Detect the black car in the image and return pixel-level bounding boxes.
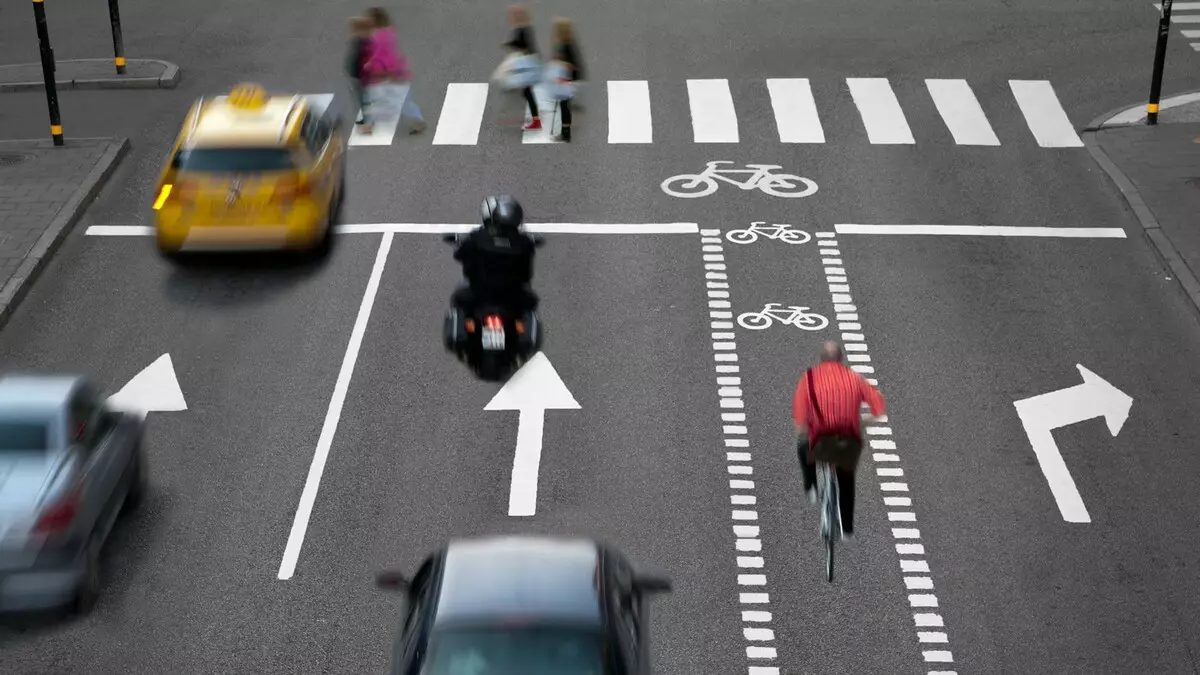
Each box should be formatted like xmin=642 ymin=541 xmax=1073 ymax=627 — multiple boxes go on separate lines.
xmin=376 ymin=535 xmax=672 ymax=675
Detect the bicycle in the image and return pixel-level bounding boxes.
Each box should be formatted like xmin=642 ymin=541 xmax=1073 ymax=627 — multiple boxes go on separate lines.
xmin=726 ymin=222 xmax=812 ymax=245
xmin=660 ymin=161 xmax=819 ymax=199
xmin=737 ymin=303 xmax=828 ymax=331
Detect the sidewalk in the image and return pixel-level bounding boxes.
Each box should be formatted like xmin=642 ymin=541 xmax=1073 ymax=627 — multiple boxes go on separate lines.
xmin=1086 ymin=94 xmax=1200 ymax=313
xmin=0 ymin=58 xmax=180 ymax=92
xmin=0 ymin=137 xmax=128 ymax=327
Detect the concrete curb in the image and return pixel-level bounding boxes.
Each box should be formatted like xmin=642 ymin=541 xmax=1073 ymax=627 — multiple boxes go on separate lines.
xmin=1081 ymin=100 xmax=1200 ymax=316
xmin=0 ymin=59 xmax=180 ymax=93
xmin=0 ymin=138 xmax=130 ymax=330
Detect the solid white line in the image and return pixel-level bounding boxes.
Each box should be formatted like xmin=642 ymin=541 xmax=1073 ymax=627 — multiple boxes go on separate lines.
xmin=277 ymin=232 xmax=393 ymax=580
xmin=608 ymin=80 xmax=653 ymax=143
xmin=847 ymin=78 xmax=915 ymax=144
xmin=766 ymin=78 xmax=825 ymax=143
xmin=1155 ymin=2 xmax=1200 ymax=8
xmin=1173 ymin=15 xmax=1200 ymax=22
xmin=925 ymin=79 xmax=1000 ymax=146
xmin=432 ymin=83 xmax=489 ymax=145
xmin=687 ymin=79 xmax=739 ymax=143
xmin=86 ymin=223 xmax=701 ymax=237
xmin=834 ymin=224 xmax=1126 ymax=238
xmin=1009 ymin=80 xmax=1083 ymax=148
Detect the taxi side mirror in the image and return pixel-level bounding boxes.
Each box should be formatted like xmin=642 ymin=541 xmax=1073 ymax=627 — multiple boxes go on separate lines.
xmin=633 ymin=573 xmax=672 ymax=595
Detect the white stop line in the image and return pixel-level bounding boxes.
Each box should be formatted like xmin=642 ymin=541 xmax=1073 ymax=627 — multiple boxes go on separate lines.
xmin=85 ymin=223 xmax=700 ymax=236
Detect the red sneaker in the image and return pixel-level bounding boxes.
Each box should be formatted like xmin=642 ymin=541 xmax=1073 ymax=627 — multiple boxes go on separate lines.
xmin=523 ymin=117 xmax=542 ymax=131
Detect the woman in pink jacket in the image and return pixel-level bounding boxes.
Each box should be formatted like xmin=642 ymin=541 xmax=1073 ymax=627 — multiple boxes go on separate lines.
xmin=360 ymin=7 xmax=426 ymax=135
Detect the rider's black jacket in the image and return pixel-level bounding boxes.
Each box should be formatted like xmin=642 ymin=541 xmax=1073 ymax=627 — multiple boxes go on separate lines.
xmin=453 ymin=227 xmax=536 ymax=297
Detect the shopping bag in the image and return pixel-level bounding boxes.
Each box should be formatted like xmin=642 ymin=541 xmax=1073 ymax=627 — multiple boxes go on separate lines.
xmin=504 ymin=53 xmax=543 ymax=89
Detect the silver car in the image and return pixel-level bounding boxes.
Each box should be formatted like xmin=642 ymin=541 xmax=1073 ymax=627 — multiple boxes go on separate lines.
xmin=0 ymin=375 xmax=146 ymax=615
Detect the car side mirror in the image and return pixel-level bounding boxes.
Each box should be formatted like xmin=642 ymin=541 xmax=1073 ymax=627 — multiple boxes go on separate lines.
xmin=442 ymin=233 xmax=458 ymax=244
xmin=375 ymin=569 xmax=411 ymax=592
xmin=633 ymin=573 xmax=672 ymax=595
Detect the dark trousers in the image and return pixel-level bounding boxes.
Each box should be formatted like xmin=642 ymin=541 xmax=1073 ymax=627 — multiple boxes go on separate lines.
xmin=522 ymin=87 xmax=539 ymax=119
xmin=558 ymin=99 xmax=572 ymax=140
xmin=797 ymin=438 xmax=856 ymax=534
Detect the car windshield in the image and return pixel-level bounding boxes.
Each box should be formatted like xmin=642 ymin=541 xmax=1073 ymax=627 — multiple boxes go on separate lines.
xmin=421 ymin=625 xmax=606 ymax=675
xmin=173 ymin=147 xmax=295 ymax=173
xmin=0 ymin=418 xmax=52 ymax=453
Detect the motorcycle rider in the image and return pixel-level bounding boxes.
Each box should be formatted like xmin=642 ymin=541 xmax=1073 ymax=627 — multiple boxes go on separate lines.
xmin=444 ymin=195 xmax=541 ymax=355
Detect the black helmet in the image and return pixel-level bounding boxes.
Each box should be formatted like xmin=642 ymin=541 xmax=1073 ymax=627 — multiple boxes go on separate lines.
xmin=480 ymin=195 xmax=524 ymax=234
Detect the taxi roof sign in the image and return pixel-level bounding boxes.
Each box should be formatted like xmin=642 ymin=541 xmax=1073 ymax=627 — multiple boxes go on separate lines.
xmin=228 ymin=83 xmax=268 ymax=109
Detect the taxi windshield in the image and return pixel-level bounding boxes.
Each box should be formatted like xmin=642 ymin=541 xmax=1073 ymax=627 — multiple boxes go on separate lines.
xmin=421 ymin=625 xmax=606 ymax=675
xmin=172 ymin=148 xmax=295 ymax=173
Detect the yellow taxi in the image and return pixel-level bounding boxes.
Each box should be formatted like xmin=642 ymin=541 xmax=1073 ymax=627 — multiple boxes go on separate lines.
xmin=152 ymin=83 xmax=347 ymax=258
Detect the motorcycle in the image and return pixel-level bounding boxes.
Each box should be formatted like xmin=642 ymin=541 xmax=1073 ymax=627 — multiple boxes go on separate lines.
xmin=441 ymin=232 xmax=544 ymax=381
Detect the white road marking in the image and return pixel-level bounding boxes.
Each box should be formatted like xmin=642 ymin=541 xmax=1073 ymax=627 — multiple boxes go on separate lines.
xmin=925 ymin=79 xmax=1000 ymax=146
xmin=766 ymin=78 xmax=825 ymax=143
xmin=608 ymin=80 xmax=654 ymax=143
xmin=277 ymin=232 xmax=393 ymax=580
xmin=834 ymin=224 xmax=1126 ymax=238
xmin=687 ymin=79 xmax=739 ymax=143
xmin=432 ymin=83 xmax=489 ymax=145
xmin=847 ymin=78 xmax=915 ymax=144
xmin=816 ymin=230 xmax=960 ymax=672
xmin=523 ymin=84 xmax=562 ymax=144
xmin=698 ymin=227 xmax=781 ymax=675
xmin=1154 ymin=2 xmax=1200 ymax=8
xmin=1009 ymin=79 xmax=1083 ymax=147
xmin=86 ymin=223 xmax=701 ymax=237
xmin=1174 ymin=15 xmax=1200 ymax=22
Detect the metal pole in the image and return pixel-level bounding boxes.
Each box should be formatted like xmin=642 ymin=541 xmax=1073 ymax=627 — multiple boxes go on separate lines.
xmin=1148 ymin=0 xmax=1173 ymax=125
xmin=107 ymin=0 xmax=125 ymax=75
xmin=31 ymin=0 xmax=63 ymax=146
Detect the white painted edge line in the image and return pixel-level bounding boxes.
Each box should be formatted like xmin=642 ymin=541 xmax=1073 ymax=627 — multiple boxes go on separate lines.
xmin=277 ymin=232 xmax=394 ymax=580
xmin=817 ymin=232 xmax=958 ymax=671
xmin=696 ymin=227 xmax=783 ymax=674
xmin=1104 ymin=90 xmax=1200 ymax=126
xmin=834 ymin=224 xmax=1126 ymax=238
xmin=85 ymin=223 xmax=700 ymax=236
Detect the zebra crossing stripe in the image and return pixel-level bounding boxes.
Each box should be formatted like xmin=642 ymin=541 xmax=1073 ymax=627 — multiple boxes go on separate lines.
xmin=688 ymin=79 xmax=740 ymax=143
xmin=766 ymin=78 xmax=825 ymax=144
xmin=432 ymin=83 xmax=489 ymax=145
xmin=847 ymin=78 xmax=915 ymax=145
xmin=608 ymin=80 xmax=654 ymax=143
xmin=925 ymin=79 xmax=1000 ymax=146
xmin=1009 ymin=80 xmax=1083 ymax=148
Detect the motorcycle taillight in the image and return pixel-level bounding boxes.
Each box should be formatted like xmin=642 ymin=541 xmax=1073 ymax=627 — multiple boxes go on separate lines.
xmin=484 ymin=315 xmax=503 ymax=330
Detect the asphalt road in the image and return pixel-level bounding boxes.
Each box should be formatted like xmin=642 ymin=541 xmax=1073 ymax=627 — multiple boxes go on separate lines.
xmin=4 ymin=0 xmax=1200 ymax=673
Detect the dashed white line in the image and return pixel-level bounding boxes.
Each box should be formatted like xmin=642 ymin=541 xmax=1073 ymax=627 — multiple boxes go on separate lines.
xmin=816 ymin=230 xmax=960 ymax=675
xmin=699 ymin=227 xmax=781 ymax=675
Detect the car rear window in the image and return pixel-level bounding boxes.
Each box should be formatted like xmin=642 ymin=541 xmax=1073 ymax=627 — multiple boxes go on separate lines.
xmin=422 ymin=626 xmax=605 ymax=675
xmin=172 ymin=148 xmax=295 ymax=173
xmin=0 ymin=420 xmax=51 ymax=453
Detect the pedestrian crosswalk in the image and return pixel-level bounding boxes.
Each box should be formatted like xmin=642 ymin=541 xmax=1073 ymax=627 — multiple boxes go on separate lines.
xmin=1152 ymin=2 xmax=1200 ymax=51
xmin=347 ymin=77 xmax=1083 ymax=149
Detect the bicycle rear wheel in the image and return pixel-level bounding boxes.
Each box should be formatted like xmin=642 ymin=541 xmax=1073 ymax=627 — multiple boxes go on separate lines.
xmin=819 ymin=463 xmax=838 ymax=582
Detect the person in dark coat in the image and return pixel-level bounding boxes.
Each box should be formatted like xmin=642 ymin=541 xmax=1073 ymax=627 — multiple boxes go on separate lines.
xmin=346 ymin=16 xmax=372 ymax=126
xmin=505 ymin=4 xmax=542 ymax=131
xmin=551 ymin=17 xmax=584 ymax=142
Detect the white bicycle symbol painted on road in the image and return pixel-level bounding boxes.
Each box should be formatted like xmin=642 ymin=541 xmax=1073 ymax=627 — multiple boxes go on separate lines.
xmin=726 ymin=222 xmax=812 ymax=245
xmin=738 ymin=303 xmax=829 ymax=331
xmin=661 ymin=161 xmax=819 ymax=199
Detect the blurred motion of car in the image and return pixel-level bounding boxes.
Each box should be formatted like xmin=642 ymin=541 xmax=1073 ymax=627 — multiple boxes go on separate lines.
xmin=375 ymin=534 xmax=672 ymax=675
xmin=0 ymin=375 xmax=146 ymax=616
xmin=152 ymin=82 xmax=347 ymax=260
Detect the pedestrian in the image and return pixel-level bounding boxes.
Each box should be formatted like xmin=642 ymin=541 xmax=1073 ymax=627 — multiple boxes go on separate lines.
xmin=346 ymin=16 xmax=372 ymax=126
xmin=361 ymin=6 xmax=426 ymax=135
xmin=549 ymin=17 xmax=584 ymax=142
xmin=792 ymin=341 xmax=887 ymax=540
xmin=504 ymin=4 xmax=542 ymax=131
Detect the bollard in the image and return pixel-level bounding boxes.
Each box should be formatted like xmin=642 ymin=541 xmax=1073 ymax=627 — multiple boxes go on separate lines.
xmin=31 ymin=0 xmax=63 ymax=146
xmin=108 ymin=0 xmax=125 ymax=75
xmin=1147 ymin=0 xmax=1173 ymax=125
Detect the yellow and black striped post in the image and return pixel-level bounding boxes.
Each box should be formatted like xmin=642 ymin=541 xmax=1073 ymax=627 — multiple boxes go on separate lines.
xmin=1148 ymin=0 xmax=1173 ymax=125
xmin=31 ymin=0 xmax=63 ymax=146
xmin=107 ymin=0 xmax=125 ymax=75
